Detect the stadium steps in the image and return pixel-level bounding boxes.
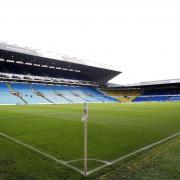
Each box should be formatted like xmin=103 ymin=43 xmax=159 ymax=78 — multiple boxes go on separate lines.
xmin=130 ymin=96 xmax=138 ymax=101
xmin=55 ymin=92 xmax=73 ymax=103
xmin=97 ymin=88 xmax=109 ymax=96
xmin=29 ymin=85 xmax=54 ymax=104
xmin=71 ymin=92 xmax=89 ymax=102
xmin=86 ymin=93 xmax=103 ymax=102
xmin=95 ymin=88 xmax=119 ymax=102
xmin=7 ymin=83 xmax=28 ymax=104
xmin=82 ymin=90 xmax=104 ymax=102
xmin=86 ymin=92 xmax=109 ymax=102
xmin=0 ymin=82 xmax=25 ymax=105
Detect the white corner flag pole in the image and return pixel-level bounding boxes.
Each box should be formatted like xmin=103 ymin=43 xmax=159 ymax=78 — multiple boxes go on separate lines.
xmin=82 ymin=102 xmax=88 ymax=176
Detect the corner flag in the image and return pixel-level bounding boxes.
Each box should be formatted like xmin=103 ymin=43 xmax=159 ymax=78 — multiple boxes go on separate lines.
xmin=82 ymin=102 xmax=88 ymax=121
xmin=82 ymin=103 xmax=88 ymax=176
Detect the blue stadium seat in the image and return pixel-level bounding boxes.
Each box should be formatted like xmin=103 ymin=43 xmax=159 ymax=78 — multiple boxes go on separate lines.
xmin=10 ymin=83 xmax=49 ymax=104
xmin=170 ymin=96 xmax=180 ymax=101
xmin=0 ymin=82 xmax=25 ymax=104
xmin=133 ymin=95 xmax=180 ymax=102
xmin=0 ymin=82 xmax=118 ymax=105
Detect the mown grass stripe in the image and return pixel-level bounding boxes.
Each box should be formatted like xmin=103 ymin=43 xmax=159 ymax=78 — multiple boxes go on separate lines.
xmin=0 ymin=132 xmax=84 ymax=175
xmin=87 ymin=132 xmax=180 ymax=175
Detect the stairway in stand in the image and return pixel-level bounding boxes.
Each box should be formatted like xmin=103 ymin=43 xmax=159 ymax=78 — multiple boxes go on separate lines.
xmin=6 ymin=83 xmax=28 ymax=104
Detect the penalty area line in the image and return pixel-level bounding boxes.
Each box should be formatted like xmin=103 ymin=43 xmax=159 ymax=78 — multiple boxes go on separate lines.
xmin=0 ymin=132 xmax=84 ymax=175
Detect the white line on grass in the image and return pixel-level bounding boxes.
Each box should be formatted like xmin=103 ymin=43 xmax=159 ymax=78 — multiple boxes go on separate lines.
xmin=0 ymin=131 xmax=179 ymax=177
xmin=65 ymin=158 xmax=110 ymax=165
xmin=87 ymin=131 xmax=180 ymax=175
xmin=0 ymin=132 xmax=84 ymax=175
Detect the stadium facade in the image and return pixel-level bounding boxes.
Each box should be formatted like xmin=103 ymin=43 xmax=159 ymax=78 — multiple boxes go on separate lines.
xmin=0 ymin=42 xmax=120 ymax=105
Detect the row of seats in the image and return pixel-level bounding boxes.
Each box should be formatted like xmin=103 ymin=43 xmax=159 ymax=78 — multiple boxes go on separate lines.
xmin=0 ymin=82 xmax=25 ymax=104
xmin=133 ymin=95 xmax=180 ymax=102
xmin=0 ymin=82 xmax=118 ymax=105
xmin=107 ymin=89 xmax=140 ymax=96
xmin=170 ymin=96 xmax=180 ymax=101
xmin=10 ymin=83 xmax=48 ymax=104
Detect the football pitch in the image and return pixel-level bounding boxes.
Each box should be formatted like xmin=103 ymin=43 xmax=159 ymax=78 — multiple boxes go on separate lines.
xmin=0 ymin=102 xmax=180 ymax=179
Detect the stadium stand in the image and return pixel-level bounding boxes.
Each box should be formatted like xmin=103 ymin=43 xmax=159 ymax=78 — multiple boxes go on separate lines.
xmin=1 ymin=42 xmax=179 ymax=104
xmin=143 ymin=88 xmax=180 ymax=95
xmin=0 ymin=42 xmax=120 ymax=105
xmin=133 ymin=95 xmax=169 ymax=102
xmin=107 ymin=89 xmax=140 ymax=96
xmin=170 ymin=96 xmax=180 ymax=101
xmin=0 ymin=82 xmax=118 ymax=105
xmin=117 ymin=96 xmax=137 ymax=103
xmin=133 ymin=84 xmax=180 ymax=102
xmin=0 ymin=82 xmax=24 ymax=104
xmin=133 ymin=95 xmax=180 ymax=102
xmin=10 ymin=83 xmax=49 ymax=104
xmin=107 ymin=80 xmax=180 ymax=102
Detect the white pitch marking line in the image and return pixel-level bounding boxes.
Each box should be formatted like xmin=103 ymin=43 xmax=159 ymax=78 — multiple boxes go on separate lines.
xmin=65 ymin=158 xmax=110 ymax=165
xmin=0 ymin=132 xmax=84 ymax=175
xmin=0 ymin=131 xmax=179 ymax=177
xmin=87 ymin=131 xmax=180 ymax=175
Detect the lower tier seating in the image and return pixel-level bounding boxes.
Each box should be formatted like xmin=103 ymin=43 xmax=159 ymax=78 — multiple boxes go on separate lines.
xmin=133 ymin=95 xmax=180 ymax=102
xmin=0 ymin=82 xmax=118 ymax=105
xmin=0 ymin=82 xmax=25 ymax=104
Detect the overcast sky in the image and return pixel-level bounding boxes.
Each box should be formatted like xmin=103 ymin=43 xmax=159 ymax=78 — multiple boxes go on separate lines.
xmin=0 ymin=0 xmax=180 ymax=84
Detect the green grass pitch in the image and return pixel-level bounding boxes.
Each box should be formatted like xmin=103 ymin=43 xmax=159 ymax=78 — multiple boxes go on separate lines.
xmin=0 ymin=102 xmax=180 ymax=179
